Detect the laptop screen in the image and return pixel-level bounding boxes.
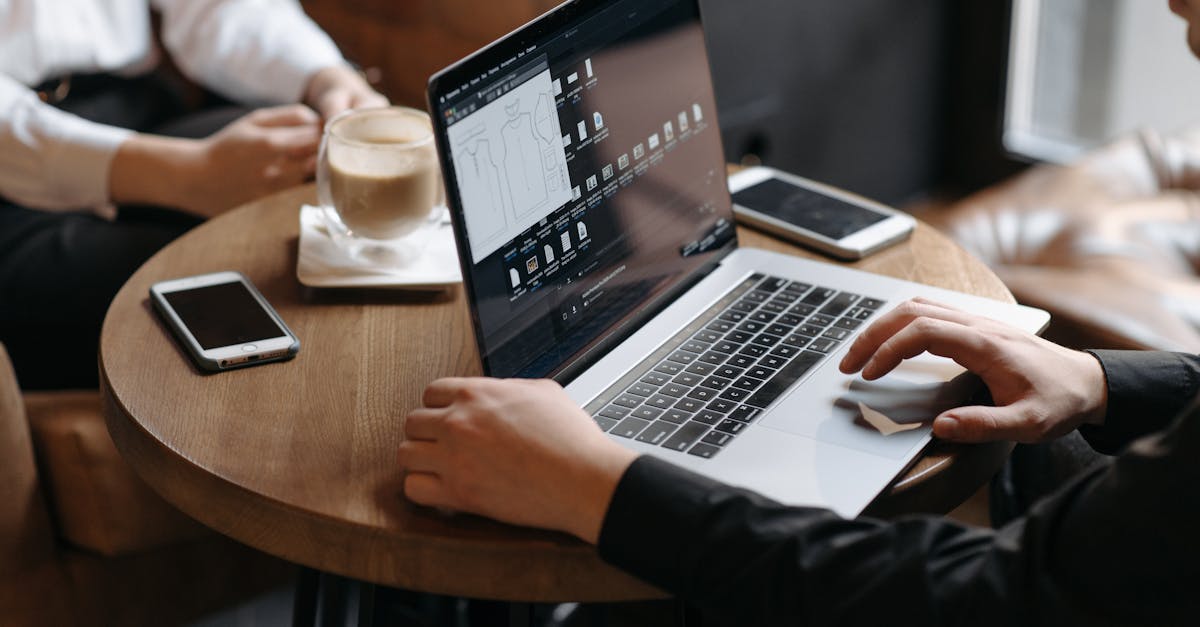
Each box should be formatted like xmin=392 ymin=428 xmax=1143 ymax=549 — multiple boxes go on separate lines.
xmin=432 ymin=0 xmax=734 ymax=379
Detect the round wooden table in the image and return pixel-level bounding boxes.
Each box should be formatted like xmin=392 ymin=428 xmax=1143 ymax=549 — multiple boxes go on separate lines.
xmin=101 ymin=184 xmax=1014 ymax=603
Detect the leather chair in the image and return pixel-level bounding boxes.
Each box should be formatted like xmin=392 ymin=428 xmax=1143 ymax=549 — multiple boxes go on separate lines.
xmin=930 ymin=128 xmax=1200 ymax=351
xmin=0 ymin=343 xmax=292 ymax=626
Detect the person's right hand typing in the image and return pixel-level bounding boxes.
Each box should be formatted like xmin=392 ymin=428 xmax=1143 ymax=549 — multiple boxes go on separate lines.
xmin=110 ymin=104 xmax=321 ymax=218
xmin=839 ymin=298 xmax=1110 ymax=443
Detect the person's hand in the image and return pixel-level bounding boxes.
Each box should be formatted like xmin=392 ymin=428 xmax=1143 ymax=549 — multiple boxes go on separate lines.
xmin=110 ymin=105 xmax=321 ymax=217
xmin=838 ymin=298 xmax=1108 ymax=443
xmin=303 ymin=65 xmax=388 ymax=121
xmin=398 ymin=378 xmax=637 ymax=544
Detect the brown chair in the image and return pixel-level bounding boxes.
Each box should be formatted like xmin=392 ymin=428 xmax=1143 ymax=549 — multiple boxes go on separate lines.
xmin=931 ymin=128 xmax=1200 ymax=351
xmin=0 ymin=343 xmax=292 ymax=626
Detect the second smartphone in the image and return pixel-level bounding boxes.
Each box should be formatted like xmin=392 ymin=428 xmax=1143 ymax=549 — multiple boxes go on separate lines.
xmin=728 ymin=166 xmax=915 ymax=260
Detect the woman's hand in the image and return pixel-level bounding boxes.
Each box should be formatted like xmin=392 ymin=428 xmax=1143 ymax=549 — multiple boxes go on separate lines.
xmin=839 ymin=298 xmax=1109 ymax=443
xmin=303 ymin=65 xmax=388 ymax=121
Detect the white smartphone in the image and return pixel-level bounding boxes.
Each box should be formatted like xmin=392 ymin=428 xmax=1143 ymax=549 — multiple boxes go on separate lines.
xmin=728 ymin=166 xmax=915 ymax=260
xmin=149 ymin=271 xmax=300 ymax=372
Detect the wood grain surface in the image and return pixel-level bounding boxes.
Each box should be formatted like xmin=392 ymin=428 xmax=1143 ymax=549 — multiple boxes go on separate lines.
xmin=101 ymin=184 xmax=1014 ymax=601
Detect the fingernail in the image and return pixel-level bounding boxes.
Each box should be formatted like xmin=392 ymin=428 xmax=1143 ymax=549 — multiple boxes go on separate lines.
xmin=934 ymin=416 xmax=958 ymax=437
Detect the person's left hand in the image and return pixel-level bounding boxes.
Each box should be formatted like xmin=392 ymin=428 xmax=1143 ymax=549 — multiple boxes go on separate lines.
xmin=303 ymin=65 xmax=389 ymax=121
xmin=398 ymin=378 xmax=637 ymax=543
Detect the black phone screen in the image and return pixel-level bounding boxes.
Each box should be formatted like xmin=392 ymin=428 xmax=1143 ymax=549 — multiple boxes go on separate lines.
xmin=163 ymin=281 xmax=287 ymax=350
xmin=732 ymin=177 xmax=888 ymax=240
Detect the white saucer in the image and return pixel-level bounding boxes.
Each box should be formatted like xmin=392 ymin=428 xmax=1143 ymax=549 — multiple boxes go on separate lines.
xmin=296 ymin=205 xmax=463 ymax=290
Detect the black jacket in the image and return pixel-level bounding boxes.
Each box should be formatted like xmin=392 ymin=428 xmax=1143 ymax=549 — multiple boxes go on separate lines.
xmin=596 ymin=350 xmax=1200 ymax=626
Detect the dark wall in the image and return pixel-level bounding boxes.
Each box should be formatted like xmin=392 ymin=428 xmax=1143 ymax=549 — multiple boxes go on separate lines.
xmin=701 ymin=0 xmax=1020 ymax=205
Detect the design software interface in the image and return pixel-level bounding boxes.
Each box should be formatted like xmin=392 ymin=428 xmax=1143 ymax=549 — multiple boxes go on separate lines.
xmin=438 ymin=0 xmax=732 ymax=378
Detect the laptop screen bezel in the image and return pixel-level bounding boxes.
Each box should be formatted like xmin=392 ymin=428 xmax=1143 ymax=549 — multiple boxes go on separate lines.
xmin=426 ymin=0 xmax=737 ymax=383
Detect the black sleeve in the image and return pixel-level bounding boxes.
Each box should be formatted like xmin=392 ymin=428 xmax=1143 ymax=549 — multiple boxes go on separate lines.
xmin=597 ymin=404 xmax=1200 ymax=627
xmin=1080 ymin=350 xmax=1200 ymax=453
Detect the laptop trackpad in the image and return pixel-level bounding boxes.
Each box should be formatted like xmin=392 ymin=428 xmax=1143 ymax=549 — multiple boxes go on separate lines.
xmin=759 ymin=355 xmax=977 ymax=459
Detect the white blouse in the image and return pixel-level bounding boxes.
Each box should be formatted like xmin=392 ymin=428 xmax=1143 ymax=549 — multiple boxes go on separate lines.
xmin=0 ymin=0 xmax=346 ymax=212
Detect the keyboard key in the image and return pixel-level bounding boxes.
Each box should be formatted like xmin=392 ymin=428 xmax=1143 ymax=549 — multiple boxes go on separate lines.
xmin=718 ymin=310 xmax=747 ymax=323
xmin=701 ymin=376 xmax=732 ymax=391
xmin=685 ymin=362 xmax=716 ymax=376
xmin=613 ymin=394 xmax=643 ymax=408
xmin=742 ymin=290 xmax=770 ymax=303
xmin=766 ymin=324 xmax=792 ymax=336
xmin=707 ymin=320 xmax=735 ymax=333
xmin=636 ymin=420 xmax=679 ymax=445
xmin=822 ymin=328 xmax=850 ymax=341
xmin=598 ymin=405 xmax=633 ymax=421
xmin=800 ymin=287 xmax=836 ymax=306
xmin=631 ymin=405 xmax=664 ymax=421
xmin=772 ymin=291 xmax=799 ymax=304
xmin=701 ymin=430 xmax=734 ymax=446
xmin=745 ymin=351 xmax=823 ymax=409
xmin=818 ymin=292 xmax=859 ymax=317
xmin=859 ymin=298 xmax=885 ymax=310
xmin=660 ymin=382 xmax=690 ymax=397
xmin=783 ymin=334 xmax=811 ymax=348
xmin=655 ymin=361 xmax=684 ymax=376
xmin=789 ymin=304 xmax=816 ymax=317
xmin=730 ymin=300 xmax=758 ymax=313
xmin=667 ymin=350 xmax=698 ymax=365
xmin=808 ymin=338 xmax=838 ymax=353
xmin=719 ymin=387 xmax=750 ymax=402
xmin=715 ymin=419 xmax=746 ymax=435
xmin=662 ymin=421 xmax=710 ymax=452
xmin=672 ymin=372 xmax=703 ymax=387
xmin=698 ymin=351 xmax=728 ymax=365
xmin=661 ymin=408 xmax=693 ymax=424
xmin=728 ymin=354 xmax=756 ymax=368
xmin=693 ymin=329 xmax=723 ymax=343
xmin=746 ymin=365 xmax=774 ymax=380
xmin=687 ymin=386 xmax=719 ymax=402
xmin=712 ymin=340 xmax=739 ymax=354
xmin=808 ymin=314 xmax=835 ymax=327
xmin=730 ymin=405 xmax=760 ymax=423
xmin=715 ymin=365 xmax=744 ymax=379
xmin=751 ymin=333 xmax=781 ymax=347
xmin=738 ymin=344 xmax=767 ymax=358
xmin=852 ymin=308 xmax=874 ymax=321
xmin=770 ymin=344 xmax=800 ymax=359
xmin=674 ymin=397 xmax=705 ymax=413
xmin=783 ymin=281 xmax=811 ymax=294
xmin=761 ymin=301 xmax=787 ymax=314
xmin=681 ymin=340 xmax=712 ymax=354
xmin=707 ymin=398 xmax=736 ymax=414
xmin=628 ymin=382 xmax=657 ymax=397
xmin=641 ymin=372 xmax=671 ymax=386
xmin=759 ymin=355 xmax=787 ymax=369
xmin=595 ymin=416 xmax=620 ymax=432
xmin=693 ymin=409 xmax=724 ymax=425
xmin=750 ymin=311 xmax=777 ymax=324
xmin=645 ymin=394 xmax=676 ymax=409
xmin=797 ymin=324 xmax=823 ymax=337
xmin=732 ymin=376 xmax=764 ymax=391
xmin=726 ymin=330 xmax=753 ymax=344
xmin=778 ymin=313 xmax=803 ymax=326
xmin=736 ymin=321 xmax=764 ymax=334
xmin=687 ymin=443 xmax=722 ymax=459
xmin=611 ymin=417 xmax=651 ymax=438
xmin=834 ymin=317 xmax=862 ymax=331
xmin=758 ymin=277 xmax=789 ymax=292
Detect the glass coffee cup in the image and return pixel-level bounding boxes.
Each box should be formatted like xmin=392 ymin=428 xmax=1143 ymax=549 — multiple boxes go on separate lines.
xmin=317 ymin=106 xmax=444 ymax=263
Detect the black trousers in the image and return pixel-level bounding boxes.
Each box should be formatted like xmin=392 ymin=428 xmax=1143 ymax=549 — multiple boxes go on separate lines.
xmin=0 ymin=73 xmax=246 ymax=389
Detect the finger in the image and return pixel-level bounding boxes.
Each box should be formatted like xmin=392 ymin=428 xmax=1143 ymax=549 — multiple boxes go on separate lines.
xmin=250 ymin=104 xmax=320 ymax=127
xmin=317 ymin=92 xmax=353 ymax=122
xmin=859 ymin=316 xmax=992 ymax=380
xmin=933 ymin=404 xmax=1033 ymax=443
xmin=422 ymin=378 xmax=474 ymax=408
xmin=403 ymin=472 xmax=454 ymax=508
xmin=404 ymin=408 xmax=446 ymax=441
xmin=396 ymin=440 xmax=442 ymax=473
xmin=840 ymin=299 xmax=983 ymax=374
xmin=265 ymin=127 xmax=322 ymax=158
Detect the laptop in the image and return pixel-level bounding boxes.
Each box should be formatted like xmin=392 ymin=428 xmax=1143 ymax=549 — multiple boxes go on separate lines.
xmin=427 ymin=0 xmax=1049 ymax=516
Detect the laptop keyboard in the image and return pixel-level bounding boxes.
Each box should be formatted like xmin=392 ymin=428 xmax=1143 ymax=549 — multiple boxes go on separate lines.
xmin=583 ymin=273 xmax=886 ymax=459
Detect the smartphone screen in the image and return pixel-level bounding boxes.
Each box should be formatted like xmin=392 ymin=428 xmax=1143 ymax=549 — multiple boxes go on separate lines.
xmin=732 ymin=178 xmax=888 ymax=240
xmin=163 ymin=281 xmax=288 ymax=350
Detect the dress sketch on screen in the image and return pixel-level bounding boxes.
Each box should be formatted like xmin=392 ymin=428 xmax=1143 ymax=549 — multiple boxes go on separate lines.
xmin=501 ymin=99 xmax=553 ymax=219
xmin=454 ymin=126 xmax=510 ymax=244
